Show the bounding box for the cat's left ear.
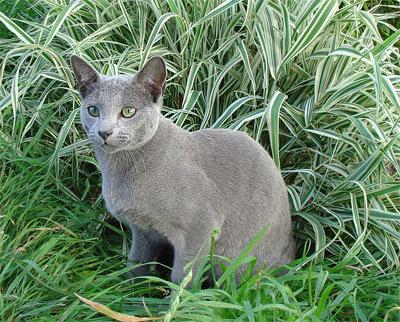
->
[136,56,166,103]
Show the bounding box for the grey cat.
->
[71,55,295,284]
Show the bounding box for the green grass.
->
[0,0,400,320]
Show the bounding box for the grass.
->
[0,0,400,320]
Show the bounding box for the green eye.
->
[121,107,136,118]
[87,106,100,117]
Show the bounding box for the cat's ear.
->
[70,55,100,98]
[136,56,166,103]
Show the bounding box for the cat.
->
[71,55,295,284]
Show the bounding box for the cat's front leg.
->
[127,225,162,278]
[170,230,212,285]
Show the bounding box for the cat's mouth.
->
[100,138,115,147]
[98,141,127,153]
[98,141,116,151]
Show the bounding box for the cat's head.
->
[71,55,166,153]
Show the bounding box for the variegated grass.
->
[0,0,399,320]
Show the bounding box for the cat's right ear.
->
[70,55,100,98]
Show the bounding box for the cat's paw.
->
[171,268,190,285]
[126,262,151,279]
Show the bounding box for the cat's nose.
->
[98,130,113,140]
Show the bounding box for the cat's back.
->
[192,128,279,176]
[192,128,263,158]
[191,128,287,202]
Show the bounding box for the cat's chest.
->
[101,166,158,218]
[101,165,138,211]
[101,170,170,232]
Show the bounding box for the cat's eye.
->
[121,107,136,118]
[87,105,100,117]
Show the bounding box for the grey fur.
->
[71,55,295,283]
